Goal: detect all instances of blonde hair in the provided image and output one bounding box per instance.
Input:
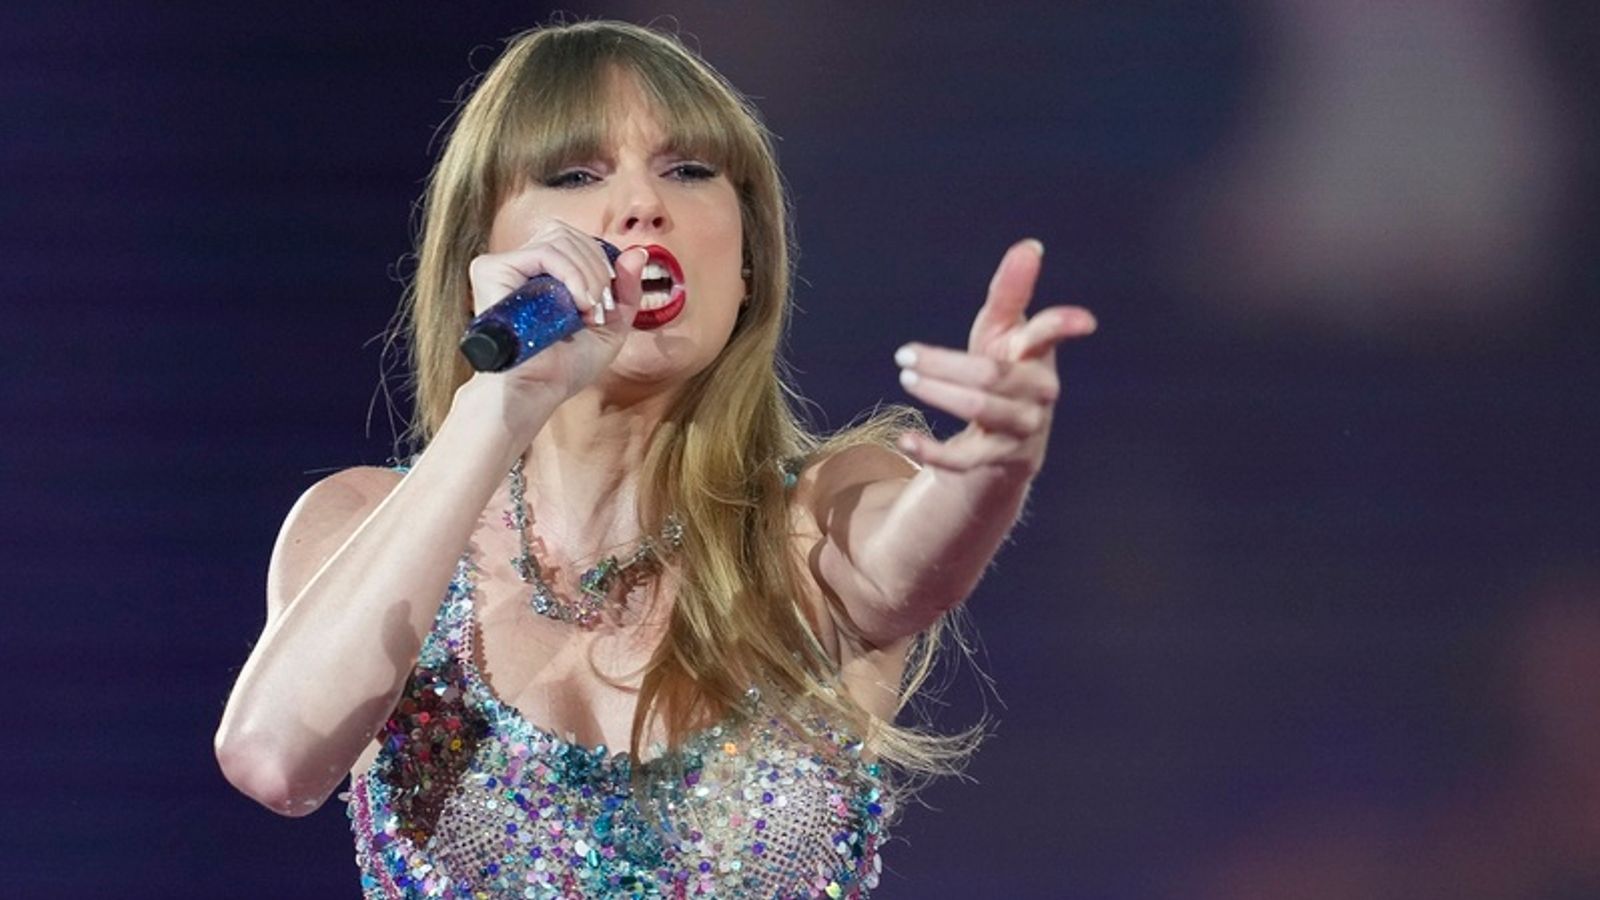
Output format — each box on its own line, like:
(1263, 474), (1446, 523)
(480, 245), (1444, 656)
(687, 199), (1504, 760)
(397, 20), (978, 789)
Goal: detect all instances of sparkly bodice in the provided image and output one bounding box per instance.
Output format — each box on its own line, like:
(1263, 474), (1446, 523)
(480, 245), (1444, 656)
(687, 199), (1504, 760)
(346, 557), (891, 899)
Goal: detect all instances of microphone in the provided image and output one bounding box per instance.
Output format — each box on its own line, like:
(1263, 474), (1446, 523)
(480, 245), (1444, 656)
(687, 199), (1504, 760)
(458, 238), (623, 373)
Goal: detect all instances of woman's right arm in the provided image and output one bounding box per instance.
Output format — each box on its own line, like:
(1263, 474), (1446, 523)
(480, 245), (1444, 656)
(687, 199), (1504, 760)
(213, 390), (532, 816)
(215, 226), (648, 816)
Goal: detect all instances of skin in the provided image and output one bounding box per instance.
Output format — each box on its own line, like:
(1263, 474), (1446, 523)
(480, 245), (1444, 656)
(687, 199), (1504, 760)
(214, 74), (1096, 816)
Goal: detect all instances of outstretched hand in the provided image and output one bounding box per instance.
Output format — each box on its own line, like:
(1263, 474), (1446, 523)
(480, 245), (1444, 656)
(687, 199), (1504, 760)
(894, 238), (1096, 477)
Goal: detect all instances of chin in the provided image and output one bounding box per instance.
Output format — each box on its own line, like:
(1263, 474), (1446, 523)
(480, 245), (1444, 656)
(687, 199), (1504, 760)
(614, 321), (731, 384)
(600, 340), (708, 399)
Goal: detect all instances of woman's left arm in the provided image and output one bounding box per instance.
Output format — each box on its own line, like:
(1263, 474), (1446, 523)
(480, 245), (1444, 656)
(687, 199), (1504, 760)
(807, 238), (1096, 647)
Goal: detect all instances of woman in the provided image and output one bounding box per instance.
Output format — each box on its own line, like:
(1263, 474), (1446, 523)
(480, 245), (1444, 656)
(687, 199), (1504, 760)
(216, 19), (1094, 899)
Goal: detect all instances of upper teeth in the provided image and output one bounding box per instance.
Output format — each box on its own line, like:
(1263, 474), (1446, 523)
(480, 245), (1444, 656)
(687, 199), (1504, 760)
(643, 262), (672, 281)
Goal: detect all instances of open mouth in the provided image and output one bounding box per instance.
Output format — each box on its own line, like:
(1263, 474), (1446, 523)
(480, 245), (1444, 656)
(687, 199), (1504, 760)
(631, 244), (686, 330)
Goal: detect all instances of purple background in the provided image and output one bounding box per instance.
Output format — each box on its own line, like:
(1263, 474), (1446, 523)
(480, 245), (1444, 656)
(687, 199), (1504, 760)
(4, 2), (1598, 897)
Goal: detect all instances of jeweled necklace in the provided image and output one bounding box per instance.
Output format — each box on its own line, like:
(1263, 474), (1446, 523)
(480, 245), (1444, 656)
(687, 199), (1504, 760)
(505, 457), (684, 628)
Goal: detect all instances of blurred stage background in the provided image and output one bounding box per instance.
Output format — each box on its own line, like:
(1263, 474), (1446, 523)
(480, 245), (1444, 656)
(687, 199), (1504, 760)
(3, 2), (1597, 897)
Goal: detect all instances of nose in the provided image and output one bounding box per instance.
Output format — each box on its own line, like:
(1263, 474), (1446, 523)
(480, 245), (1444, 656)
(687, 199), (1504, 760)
(612, 171), (670, 235)
(624, 209), (666, 231)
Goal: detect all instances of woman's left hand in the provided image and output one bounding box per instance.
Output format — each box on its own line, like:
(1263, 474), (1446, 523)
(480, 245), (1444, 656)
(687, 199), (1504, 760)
(894, 238), (1096, 478)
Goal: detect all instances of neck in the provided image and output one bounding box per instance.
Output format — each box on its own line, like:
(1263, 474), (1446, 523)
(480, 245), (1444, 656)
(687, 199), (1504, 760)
(517, 384), (678, 556)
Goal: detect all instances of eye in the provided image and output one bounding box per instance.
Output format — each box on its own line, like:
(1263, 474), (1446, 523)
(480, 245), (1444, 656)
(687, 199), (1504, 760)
(666, 162), (718, 182)
(542, 169), (599, 189)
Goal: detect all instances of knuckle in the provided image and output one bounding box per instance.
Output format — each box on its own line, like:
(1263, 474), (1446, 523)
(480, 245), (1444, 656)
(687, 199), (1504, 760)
(1019, 406), (1045, 434)
(977, 359), (1004, 389)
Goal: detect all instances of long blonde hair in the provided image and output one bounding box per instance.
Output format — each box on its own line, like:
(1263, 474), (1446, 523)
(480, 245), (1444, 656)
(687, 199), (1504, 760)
(397, 20), (977, 786)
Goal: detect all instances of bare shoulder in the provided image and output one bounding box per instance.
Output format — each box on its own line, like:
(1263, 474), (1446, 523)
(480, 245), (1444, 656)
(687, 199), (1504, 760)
(790, 443), (917, 518)
(265, 466), (404, 621)
(787, 442), (915, 566)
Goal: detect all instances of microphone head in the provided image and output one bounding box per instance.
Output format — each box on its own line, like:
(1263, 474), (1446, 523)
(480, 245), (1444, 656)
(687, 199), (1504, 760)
(459, 324), (517, 372)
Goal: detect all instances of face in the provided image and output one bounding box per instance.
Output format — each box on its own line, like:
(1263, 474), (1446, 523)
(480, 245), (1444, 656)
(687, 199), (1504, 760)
(486, 73), (746, 393)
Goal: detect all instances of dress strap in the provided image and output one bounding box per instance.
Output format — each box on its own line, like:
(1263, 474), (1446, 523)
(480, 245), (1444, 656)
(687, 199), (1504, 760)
(414, 555), (477, 670)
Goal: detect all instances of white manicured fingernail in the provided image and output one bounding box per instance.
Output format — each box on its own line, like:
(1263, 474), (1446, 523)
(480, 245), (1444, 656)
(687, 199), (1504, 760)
(894, 346), (917, 368)
(899, 369), (918, 387)
(603, 287), (615, 310)
(593, 302), (606, 326)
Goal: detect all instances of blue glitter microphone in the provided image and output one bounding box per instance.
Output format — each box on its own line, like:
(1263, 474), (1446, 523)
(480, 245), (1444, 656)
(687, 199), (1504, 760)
(459, 238), (623, 373)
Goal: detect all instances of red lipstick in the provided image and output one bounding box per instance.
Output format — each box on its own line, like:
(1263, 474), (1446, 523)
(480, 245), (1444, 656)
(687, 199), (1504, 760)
(631, 244), (686, 330)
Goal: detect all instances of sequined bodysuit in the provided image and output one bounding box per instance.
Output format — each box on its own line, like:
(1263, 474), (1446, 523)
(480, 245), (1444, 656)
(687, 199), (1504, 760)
(346, 557), (891, 899)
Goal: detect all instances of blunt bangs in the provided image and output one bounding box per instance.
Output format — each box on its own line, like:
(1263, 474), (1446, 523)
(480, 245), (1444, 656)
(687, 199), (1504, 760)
(486, 27), (760, 209)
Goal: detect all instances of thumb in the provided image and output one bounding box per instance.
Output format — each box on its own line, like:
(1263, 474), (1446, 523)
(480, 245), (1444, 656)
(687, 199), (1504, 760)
(601, 247), (650, 334)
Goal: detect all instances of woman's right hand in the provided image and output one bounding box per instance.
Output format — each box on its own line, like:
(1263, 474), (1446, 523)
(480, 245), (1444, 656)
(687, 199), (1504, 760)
(217, 222), (641, 809)
(457, 219), (649, 435)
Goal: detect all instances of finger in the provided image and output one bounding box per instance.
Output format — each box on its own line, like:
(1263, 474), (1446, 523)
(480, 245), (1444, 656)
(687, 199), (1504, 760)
(467, 251), (563, 317)
(529, 223), (616, 317)
(470, 244), (599, 318)
(537, 241), (608, 324)
(603, 247), (650, 332)
(896, 430), (1036, 475)
(898, 370), (1048, 438)
(895, 343), (1059, 404)
(968, 238), (1044, 353)
(561, 232), (617, 314)
(540, 240), (607, 317)
(518, 220), (608, 301)
(1008, 305), (1097, 361)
